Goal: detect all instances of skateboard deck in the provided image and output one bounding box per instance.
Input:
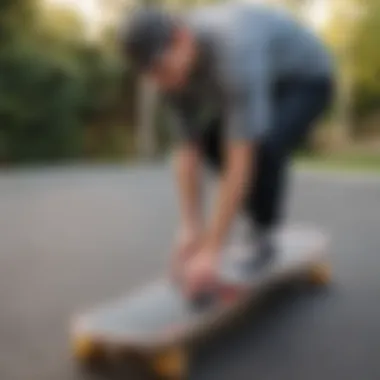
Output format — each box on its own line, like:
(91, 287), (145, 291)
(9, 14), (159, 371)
(71, 224), (331, 378)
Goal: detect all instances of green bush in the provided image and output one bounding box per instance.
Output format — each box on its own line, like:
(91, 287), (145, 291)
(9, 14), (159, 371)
(0, 1), (128, 165)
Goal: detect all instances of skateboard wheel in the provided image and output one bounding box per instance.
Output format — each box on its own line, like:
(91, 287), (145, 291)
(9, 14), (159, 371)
(72, 335), (103, 364)
(309, 262), (331, 285)
(152, 348), (188, 379)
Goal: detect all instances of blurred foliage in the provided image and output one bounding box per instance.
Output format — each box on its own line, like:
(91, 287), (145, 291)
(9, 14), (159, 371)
(0, 0), (128, 164)
(350, 0), (380, 126)
(323, 0), (380, 137)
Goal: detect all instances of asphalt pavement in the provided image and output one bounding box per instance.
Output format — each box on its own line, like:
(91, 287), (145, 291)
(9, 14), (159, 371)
(0, 164), (379, 380)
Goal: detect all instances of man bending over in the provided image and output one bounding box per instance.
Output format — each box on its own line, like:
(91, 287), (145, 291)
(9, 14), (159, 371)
(119, 2), (334, 297)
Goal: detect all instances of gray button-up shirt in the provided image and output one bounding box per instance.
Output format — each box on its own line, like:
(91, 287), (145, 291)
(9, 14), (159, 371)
(164, 2), (334, 142)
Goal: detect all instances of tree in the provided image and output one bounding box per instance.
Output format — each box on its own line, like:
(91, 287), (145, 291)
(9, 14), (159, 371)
(321, 0), (365, 143)
(350, 0), (380, 131)
(323, 0), (380, 139)
(0, 0), (126, 163)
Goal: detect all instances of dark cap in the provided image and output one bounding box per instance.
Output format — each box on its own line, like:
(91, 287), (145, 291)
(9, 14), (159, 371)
(119, 7), (179, 70)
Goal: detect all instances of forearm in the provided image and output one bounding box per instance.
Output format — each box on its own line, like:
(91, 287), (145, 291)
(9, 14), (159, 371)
(205, 142), (255, 252)
(173, 143), (202, 229)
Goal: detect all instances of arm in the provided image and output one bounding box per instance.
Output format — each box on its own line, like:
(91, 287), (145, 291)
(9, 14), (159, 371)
(203, 33), (271, 254)
(173, 142), (202, 231)
(204, 140), (255, 252)
(165, 94), (203, 231)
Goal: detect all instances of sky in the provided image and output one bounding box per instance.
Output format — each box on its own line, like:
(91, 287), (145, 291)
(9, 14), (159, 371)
(305, 0), (331, 28)
(45, 0), (101, 24)
(44, 0), (103, 38)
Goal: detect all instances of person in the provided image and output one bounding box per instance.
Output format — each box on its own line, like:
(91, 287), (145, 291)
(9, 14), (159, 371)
(119, 2), (335, 298)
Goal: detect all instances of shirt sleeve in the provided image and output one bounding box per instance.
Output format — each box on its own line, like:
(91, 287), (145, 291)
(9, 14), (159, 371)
(217, 27), (272, 142)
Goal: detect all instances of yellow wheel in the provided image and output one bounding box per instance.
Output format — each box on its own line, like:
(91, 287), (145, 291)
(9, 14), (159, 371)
(151, 347), (188, 379)
(309, 262), (331, 285)
(72, 335), (104, 366)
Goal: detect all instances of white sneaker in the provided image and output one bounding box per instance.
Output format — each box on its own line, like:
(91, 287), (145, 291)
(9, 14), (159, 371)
(240, 218), (278, 272)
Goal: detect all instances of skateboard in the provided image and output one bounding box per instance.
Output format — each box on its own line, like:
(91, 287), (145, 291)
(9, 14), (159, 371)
(70, 224), (331, 379)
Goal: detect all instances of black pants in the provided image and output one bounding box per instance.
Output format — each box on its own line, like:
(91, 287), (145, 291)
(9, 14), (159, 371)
(199, 78), (334, 231)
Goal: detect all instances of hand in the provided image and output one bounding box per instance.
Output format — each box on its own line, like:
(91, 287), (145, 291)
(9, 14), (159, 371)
(184, 247), (220, 297)
(170, 225), (202, 280)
